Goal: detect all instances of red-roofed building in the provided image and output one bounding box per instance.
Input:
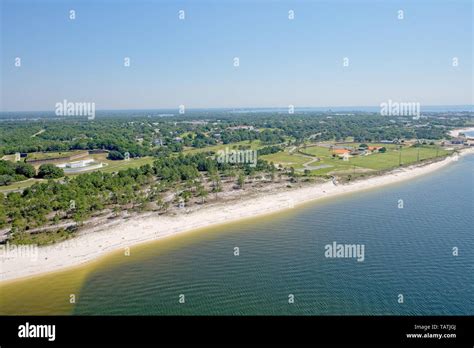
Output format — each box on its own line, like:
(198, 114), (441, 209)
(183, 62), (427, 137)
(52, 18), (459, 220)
(332, 148), (351, 155)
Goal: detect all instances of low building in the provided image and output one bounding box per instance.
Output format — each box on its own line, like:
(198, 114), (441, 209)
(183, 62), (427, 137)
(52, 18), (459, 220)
(56, 159), (105, 173)
(350, 149), (364, 156)
(332, 149), (351, 155)
(451, 138), (464, 145)
(228, 125), (255, 131)
(332, 149), (352, 159)
(67, 160), (88, 168)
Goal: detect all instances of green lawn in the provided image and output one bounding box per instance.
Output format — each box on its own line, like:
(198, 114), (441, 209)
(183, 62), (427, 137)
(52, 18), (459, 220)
(298, 146), (353, 174)
(349, 146), (451, 170)
(261, 150), (310, 169)
(301, 145), (334, 157)
(0, 178), (45, 192)
(87, 155), (155, 174)
(263, 146), (353, 173)
(26, 150), (86, 161)
(263, 143), (451, 176)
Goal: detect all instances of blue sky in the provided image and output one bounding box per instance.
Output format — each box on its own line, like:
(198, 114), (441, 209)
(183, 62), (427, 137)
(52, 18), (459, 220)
(1, 0), (472, 111)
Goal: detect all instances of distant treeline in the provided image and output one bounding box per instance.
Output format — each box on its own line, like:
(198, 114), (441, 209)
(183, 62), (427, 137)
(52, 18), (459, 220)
(1, 113), (469, 157)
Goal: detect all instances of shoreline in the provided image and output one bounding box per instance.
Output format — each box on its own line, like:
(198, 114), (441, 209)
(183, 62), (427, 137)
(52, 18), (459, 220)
(1, 148), (473, 283)
(449, 127), (474, 138)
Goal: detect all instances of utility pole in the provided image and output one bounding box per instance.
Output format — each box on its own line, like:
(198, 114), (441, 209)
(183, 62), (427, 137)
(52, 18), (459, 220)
(399, 146), (402, 166)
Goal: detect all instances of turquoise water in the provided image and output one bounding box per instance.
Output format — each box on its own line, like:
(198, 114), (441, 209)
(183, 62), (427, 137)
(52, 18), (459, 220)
(73, 156), (474, 315)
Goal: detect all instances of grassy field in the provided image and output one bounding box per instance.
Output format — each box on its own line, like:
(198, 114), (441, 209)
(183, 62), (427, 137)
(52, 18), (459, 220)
(349, 146), (451, 170)
(260, 150), (310, 169)
(301, 145), (335, 157)
(0, 178), (45, 193)
(86, 154), (155, 174)
(262, 143), (452, 176)
(26, 150), (86, 161)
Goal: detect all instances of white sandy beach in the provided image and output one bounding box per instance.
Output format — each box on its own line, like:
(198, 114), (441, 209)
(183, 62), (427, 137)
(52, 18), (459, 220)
(1, 148), (473, 283)
(449, 127), (474, 138)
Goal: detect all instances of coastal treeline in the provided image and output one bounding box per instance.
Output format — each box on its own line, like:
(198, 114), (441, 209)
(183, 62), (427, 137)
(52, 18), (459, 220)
(0, 152), (278, 238)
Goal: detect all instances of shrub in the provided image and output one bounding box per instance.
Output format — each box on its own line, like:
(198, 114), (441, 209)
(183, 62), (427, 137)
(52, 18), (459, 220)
(37, 164), (64, 179)
(107, 150), (125, 160)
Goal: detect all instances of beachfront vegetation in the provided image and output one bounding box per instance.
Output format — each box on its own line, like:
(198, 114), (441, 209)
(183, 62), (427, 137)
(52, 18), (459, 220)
(0, 111), (470, 243)
(9, 228), (76, 246)
(0, 151), (278, 239)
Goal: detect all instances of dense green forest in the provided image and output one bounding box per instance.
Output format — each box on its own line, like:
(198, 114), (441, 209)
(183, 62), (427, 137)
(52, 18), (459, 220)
(0, 112), (469, 157)
(0, 161), (63, 186)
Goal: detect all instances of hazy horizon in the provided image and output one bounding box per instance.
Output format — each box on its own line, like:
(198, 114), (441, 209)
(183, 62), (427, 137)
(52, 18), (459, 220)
(0, 104), (473, 115)
(1, 0), (472, 112)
